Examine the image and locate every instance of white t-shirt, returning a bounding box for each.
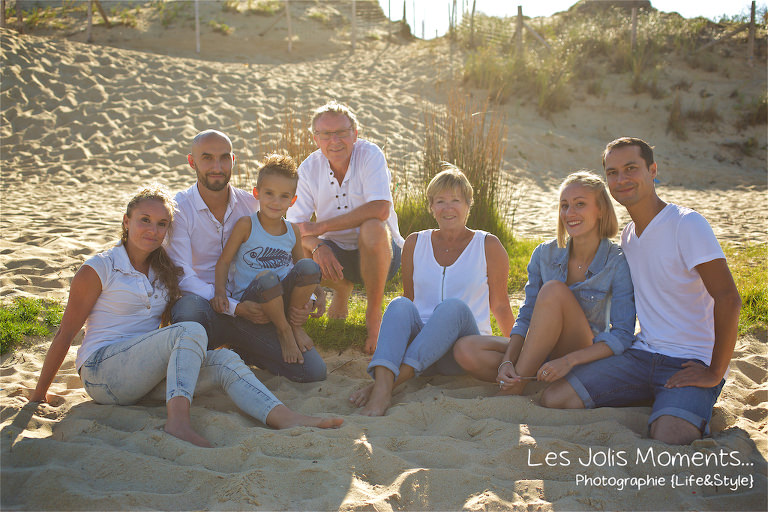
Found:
[76,244,168,370]
[411,229,492,335]
[166,183,258,316]
[287,139,404,250]
[622,203,725,365]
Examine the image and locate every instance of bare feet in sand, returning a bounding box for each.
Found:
[266,405,344,429]
[327,281,353,319]
[164,421,212,448]
[359,381,392,416]
[292,325,314,352]
[165,397,212,447]
[349,383,374,408]
[277,325,303,364]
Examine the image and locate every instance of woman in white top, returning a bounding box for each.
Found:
[349,166,516,416]
[29,184,341,447]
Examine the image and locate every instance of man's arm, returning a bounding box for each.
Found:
[166,207,219,302]
[297,200,390,237]
[665,258,741,388]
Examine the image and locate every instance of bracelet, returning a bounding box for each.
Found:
[311,242,324,255]
[498,360,514,374]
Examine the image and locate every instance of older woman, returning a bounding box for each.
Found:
[29,184,341,447]
[349,166,516,416]
[453,171,635,396]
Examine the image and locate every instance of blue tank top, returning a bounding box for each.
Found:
[231,213,295,298]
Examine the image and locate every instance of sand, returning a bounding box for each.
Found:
[1,3,766,510]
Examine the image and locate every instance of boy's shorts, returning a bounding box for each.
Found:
[322,238,401,285]
[565,348,725,435]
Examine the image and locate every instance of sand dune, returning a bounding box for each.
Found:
[1,9,766,510]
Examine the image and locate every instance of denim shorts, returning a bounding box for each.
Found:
[323,238,401,285]
[566,348,725,435]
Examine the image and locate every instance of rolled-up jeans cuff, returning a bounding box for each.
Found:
[367,358,400,380]
[565,372,595,409]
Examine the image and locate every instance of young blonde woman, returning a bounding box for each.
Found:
[453,170,636,395]
[28,184,341,447]
[349,166,516,416]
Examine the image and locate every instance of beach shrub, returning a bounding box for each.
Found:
[246,0,283,16]
[666,93,687,139]
[0,297,63,355]
[737,93,768,130]
[209,19,234,35]
[724,244,768,336]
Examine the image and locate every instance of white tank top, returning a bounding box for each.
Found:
[412,229,491,335]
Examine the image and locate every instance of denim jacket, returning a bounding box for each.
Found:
[510,238,636,354]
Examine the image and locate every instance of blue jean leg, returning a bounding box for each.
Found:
[171,294,327,383]
[80,322,207,405]
[368,297,477,379]
[566,348,725,434]
[367,296,424,378]
[241,259,321,314]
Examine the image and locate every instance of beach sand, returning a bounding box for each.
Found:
[1,3,766,510]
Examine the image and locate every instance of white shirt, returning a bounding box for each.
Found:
[622,203,725,365]
[166,183,258,316]
[411,229,492,335]
[76,244,168,369]
[287,139,404,250]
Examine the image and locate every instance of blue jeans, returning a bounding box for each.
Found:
[368,297,479,379]
[240,258,321,313]
[566,348,725,435]
[79,322,282,424]
[171,295,327,383]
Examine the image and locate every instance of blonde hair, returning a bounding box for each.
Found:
[310,100,359,132]
[556,170,618,248]
[121,182,182,325]
[426,163,474,210]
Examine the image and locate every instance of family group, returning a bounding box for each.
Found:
[29,101,741,448]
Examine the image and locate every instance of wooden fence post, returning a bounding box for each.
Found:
[631,7,637,51]
[194,0,200,53]
[286,0,293,53]
[86,0,93,42]
[351,0,356,52]
[469,0,476,48]
[748,0,756,67]
[1,0,6,28]
[93,0,111,28]
[516,6,523,58]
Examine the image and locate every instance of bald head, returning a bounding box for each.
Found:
[192,129,233,151]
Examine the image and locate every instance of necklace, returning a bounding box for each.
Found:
[436,230,472,253]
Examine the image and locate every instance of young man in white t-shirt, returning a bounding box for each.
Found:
[541,137,742,445]
[287,101,404,355]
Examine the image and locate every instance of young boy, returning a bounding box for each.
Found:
[212,154,322,365]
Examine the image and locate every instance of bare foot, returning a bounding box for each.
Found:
[359,382,392,416]
[327,281,353,319]
[164,420,212,448]
[292,325,314,352]
[363,308,382,354]
[265,405,344,429]
[349,383,374,408]
[277,326,303,364]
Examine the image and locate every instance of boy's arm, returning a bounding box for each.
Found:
[665,258,741,388]
[290,223,305,263]
[212,217,251,311]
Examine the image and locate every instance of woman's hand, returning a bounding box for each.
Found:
[497,360,522,391]
[537,355,573,382]
[210,294,229,314]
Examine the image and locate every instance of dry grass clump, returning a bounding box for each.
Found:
[737,93,768,130]
[666,93,687,139]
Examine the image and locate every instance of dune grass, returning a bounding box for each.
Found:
[0,297,63,355]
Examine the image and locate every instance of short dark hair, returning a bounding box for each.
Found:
[256,153,298,189]
[602,137,654,168]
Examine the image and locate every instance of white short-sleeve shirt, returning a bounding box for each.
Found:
[287,139,404,250]
[622,203,725,365]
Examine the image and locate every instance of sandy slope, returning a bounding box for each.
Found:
[1,8,767,510]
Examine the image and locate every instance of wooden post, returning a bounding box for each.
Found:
[86,0,93,42]
[388,0,390,40]
[631,7,637,51]
[93,0,111,28]
[516,6,523,58]
[286,0,293,53]
[747,0,755,67]
[16,1,22,33]
[469,0,476,48]
[1,0,6,29]
[350,0,356,52]
[195,0,200,53]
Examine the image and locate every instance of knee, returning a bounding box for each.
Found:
[435,298,471,317]
[206,348,253,386]
[299,355,327,383]
[176,321,208,355]
[649,416,702,445]
[293,258,321,284]
[358,219,389,249]
[385,296,416,316]
[536,280,570,304]
[452,336,476,368]
[252,269,280,290]
[171,294,212,323]
[540,380,583,409]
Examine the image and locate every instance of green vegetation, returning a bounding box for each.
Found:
[737,93,768,130]
[1,297,63,355]
[209,19,234,35]
[245,0,283,16]
[460,6,743,116]
[723,244,768,336]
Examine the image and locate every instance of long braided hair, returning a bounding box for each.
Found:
[120,183,182,326]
